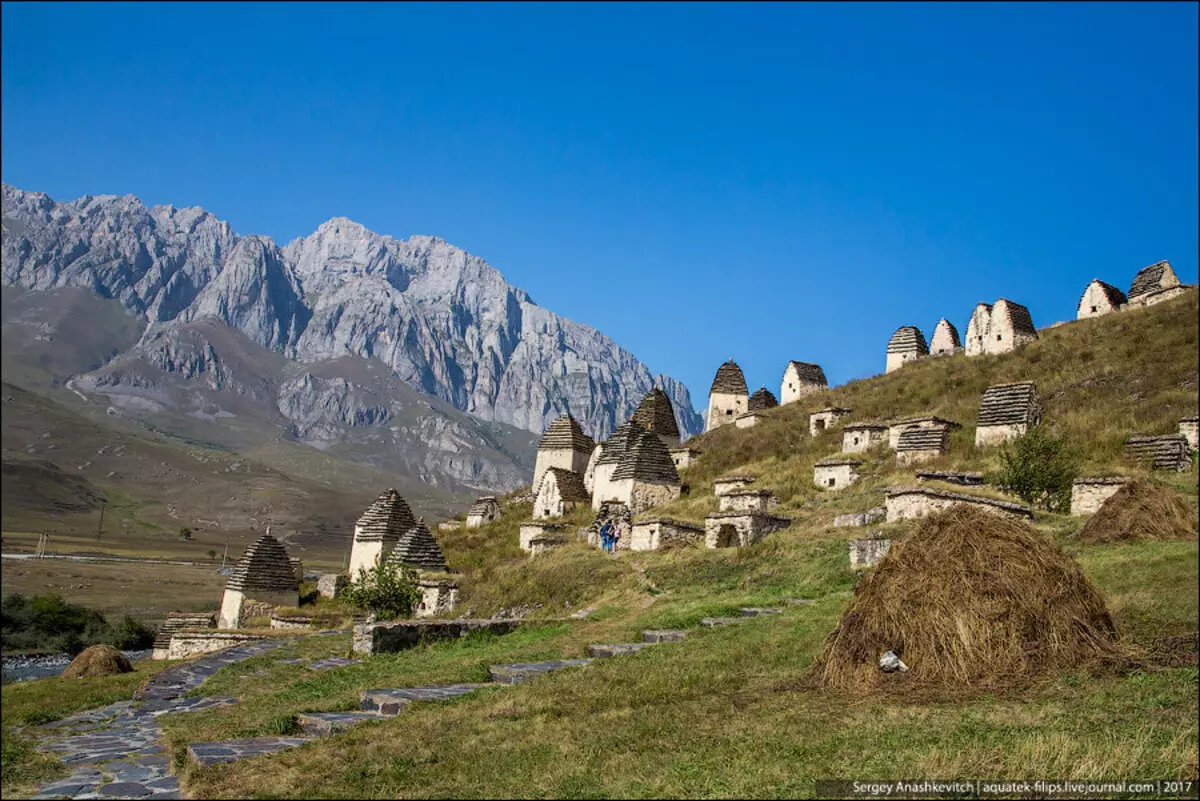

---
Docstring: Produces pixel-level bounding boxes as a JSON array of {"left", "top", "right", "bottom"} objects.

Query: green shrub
[
  {"left": 341, "top": 560, "right": 421, "bottom": 621},
  {"left": 994, "top": 425, "right": 1078, "bottom": 512},
  {"left": 1, "top": 593, "right": 155, "bottom": 655}
]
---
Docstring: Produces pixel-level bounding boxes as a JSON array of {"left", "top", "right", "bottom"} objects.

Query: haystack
[
  {"left": 61, "top": 644, "right": 133, "bottom": 679},
  {"left": 1076, "top": 480, "right": 1198, "bottom": 544},
  {"left": 809, "top": 506, "right": 1124, "bottom": 694}
]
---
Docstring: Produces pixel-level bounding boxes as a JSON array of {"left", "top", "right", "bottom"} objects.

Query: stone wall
[
  {"left": 630, "top": 518, "right": 705, "bottom": 551},
  {"left": 974, "top": 422, "right": 1028, "bottom": 447},
  {"left": 1070, "top": 477, "right": 1131, "bottom": 516},
  {"left": 669, "top": 448, "right": 700, "bottom": 470},
  {"left": 415, "top": 578, "right": 460, "bottom": 618},
  {"left": 814, "top": 463, "right": 859, "bottom": 490},
  {"left": 1180, "top": 418, "right": 1199, "bottom": 451},
  {"left": 533, "top": 475, "right": 586, "bottom": 520},
  {"left": 713, "top": 476, "right": 755, "bottom": 496},
  {"left": 354, "top": 619, "right": 523, "bottom": 656},
  {"left": 842, "top": 427, "right": 887, "bottom": 453},
  {"left": 608, "top": 478, "right": 681, "bottom": 515},
  {"left": 849, "top": 538, "right": 891, "bottom": 569},
  {"left": 706, "top": 390, "right": 748, "bottom": 432},
  {"left": 317, "top": 573, "right": 348, "bottom": 599},
  {"left": 833, "top": 508, "right": 886, "bottom": 528},
  {"left": 885, "top": 351, "right": 921, "bottom": 373},
  {"left": 527, "top": 535, "right": 566, "bottom": 556},
  {"left": 809, "top": 409, "right": 851, "bottom": 437},
  {"left": 704, "top": 511, "right": 791, "bottom": 548},
  {"left": 520, "top": 522, "right": 569, "bottom": 552},
  {"left": 532, "top": 447, "right": 591, "bottom": 495},
  {"left": 347, "top": 538, "right": 386, "bottom": 582},
  {"left": 166, "top": 631, "right": 265, "bottom": 660},
  {"left": 590, "top": 461, "right": 622, "bottom": 510},
  {"left": 270, "top": 614, "right": 315, "bottom": 630},
  {"left": 734, "top": 412, "right": 762, "bottom": 429},
  {"left": 1128, "top": 285, "right": 1191, "bottom": 309},
  {"left": 1078, "top": 281, "right": 1123, "bottom": 319},
  {"left": 897, "top": 446, "right": 944, "bottom": 466},
  {"left": 718, "top": 490, "right": 774, "bottom": 513},
  {"left": 218, "top": 588, "right": 298, "bottom": 629},
  {"left": 885, "top": 487, "right": 1033, "bottom": 522}
]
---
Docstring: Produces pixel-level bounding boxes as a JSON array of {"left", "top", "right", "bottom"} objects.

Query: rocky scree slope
[{"left": 1, "top": 184, "right": 702, "bottom": 442}]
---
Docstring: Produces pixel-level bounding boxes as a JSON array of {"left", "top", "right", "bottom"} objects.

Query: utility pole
[
  {"left": 221, "top": 537, "right": 229, "bottom": 568},
  {"left": 96, "top": 501, "right": 106, "bottom": 541}
]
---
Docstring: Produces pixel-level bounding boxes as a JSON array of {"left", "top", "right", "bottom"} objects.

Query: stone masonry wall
[{"left": 1070, "top": 478, "right": 1131, "bottom": 516}]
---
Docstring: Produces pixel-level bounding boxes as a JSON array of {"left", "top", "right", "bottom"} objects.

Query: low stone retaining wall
[
  {"left": 833, "top": 507, "right": 885, "bottom": 528},
  {"left": 849, "top": 537, "right": 891, "bottom": 569},
  {"left": 269, "top": 614, "right": 315, "bottom": 630},
  {"left": 1070, "top": 476, "right": 1132, "bottom": 516},
  {"left": 166, "top": 631, "right": 267, "bottom": 660},
  {"left": 353, "top": 618, "right": 524, "bottom": 655}
]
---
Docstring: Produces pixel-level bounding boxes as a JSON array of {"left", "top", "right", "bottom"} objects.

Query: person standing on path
[{"left": 599, "top": 519, "right": 614, "bottom": 552}]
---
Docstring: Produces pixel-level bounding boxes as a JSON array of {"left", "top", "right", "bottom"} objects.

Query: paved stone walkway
[{"left": 31, "top": 640, "right": 286, "bottom": 800}]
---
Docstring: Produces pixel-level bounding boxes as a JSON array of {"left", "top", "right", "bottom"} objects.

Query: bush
[
  {"left": 341, "top": 560, "right": 421, "bottom": 620},
  {"left": 1, "top": 593, "right": 156, "bottom": 656},
  {"left": 994, "top": 425, "right": 1078, "bottom": 512}
]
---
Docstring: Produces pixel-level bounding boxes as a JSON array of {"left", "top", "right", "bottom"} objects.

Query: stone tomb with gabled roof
[
  {"left": 349, "top": 489, "right": 417, "bottom": 578},
  {"left": 533, "top": 467, "right": 591, "bottom": 519},
  {"left": 705, "top": 511, "right": 792, "bottom": 548},
  {"left": 669, "top": 445, "right": 701, "bottom": 470},
  {"left": 930, "top": 318, "right": 962, "bottom": 356},
  {"left": 1124, "top": 434, "right": 1193, "bottom": 472},
  {"left": 1127, "top": 260, "right": 1189, "bottom": 309},
  {"left": 781, "top": 361, "right": 827, "bottom": 405},
  {"left": 975, "top": 381, "right": 1042, "bottom": 446},
  {"left": 632, "top": 387, "right": 681, "bottom": 449},
  {"left": 219, "top": 532, "right": 300, "bottom": 629},
  {"left": 810, "top": 407, "right": 852, "bottom": 437},
  {"left": 965, "top": 299, "right": 1038, "bottom": 356},
  {"left": 713, "top": 474, "right": 755, "bottom": 496},
  {"left": 465, "top": 496, "right": 501, "bottom": 528},
  {"left": 533, "top": 414, "right": 595, "bottom": 493},
  {"left": 814, "top": 458, "right": 864, "bottom": 490},
  {"left": 706, "top": 359, "right": 749, "bottom": 432},
  {"left": 607, "top": 427, "right": 682, "bottom": 514},
  {"left": 896, "top": 425, "right": 951, "bottom": 465},
  {"left": 842, "top": 421, "right": 889, "bottom": 454},
  {"left": 886, "top": 326, "right": 928, "bottom": 373},
  {"left": 630, "top": 517, "right": 705, "bottom": 551},
  {"left": 1077, "top": 279, "right": 1127, "bottom": 320},
  {"left": 888, "top": 416, "right": 961, "bottom": 450}
]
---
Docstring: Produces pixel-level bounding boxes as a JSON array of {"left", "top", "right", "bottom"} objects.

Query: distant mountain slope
[{"left": 1, "top": 184, "right": 703, "bottom": 440}]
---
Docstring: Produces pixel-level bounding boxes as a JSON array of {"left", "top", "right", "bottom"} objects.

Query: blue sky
[{"left": 3, "top": 2, "right": 1197, "bottom": 413}]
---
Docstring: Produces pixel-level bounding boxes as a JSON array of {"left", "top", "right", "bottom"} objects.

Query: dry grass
[
  {"left": 809, "top": 506, "right": 1127, "bottom": 694},
  {"left": 1077, "top": 480, "right": 1199, "bottom": 544},
  {"left": 61, "top": 643, "right": 133, "bottom": 679}
]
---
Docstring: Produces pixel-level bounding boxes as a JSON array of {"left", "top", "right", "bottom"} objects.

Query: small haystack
[
  {"left": 1076, "top": 481, "right": 1198, "bottom": 544},
  {"left": 62, "top": 644, "right": 133, "bottom": 679},
  {"left": 810, "top": 506, "right": 1124, "bottom": 693}
]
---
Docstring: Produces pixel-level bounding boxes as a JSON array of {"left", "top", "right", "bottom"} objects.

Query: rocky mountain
[{"left": 1, "top": 184, "right": 703, "bottom": 443}]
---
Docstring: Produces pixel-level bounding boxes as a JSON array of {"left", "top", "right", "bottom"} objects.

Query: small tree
[
  {"left": 995, "top": 425, "right": 1078, "bottom": 513},
  {"left": 341, "top": 559, "right": 421, "bottom": 620},
  {"left": 207, "top": 549, "right": 217, "bottom": 562},
  {"left": 179, "top": 527, "right": 193, "bottom": 541}
]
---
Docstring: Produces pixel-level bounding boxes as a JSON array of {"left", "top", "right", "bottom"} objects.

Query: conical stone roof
[
  {"left": 748, "top": 387, "right": 779, "bottom": 411},
  {"left": 387, "top": 522, "right": 448, "bottom": 573},
  {"left": 225, "top": 533, "right": 299, "bottom": 594},
  {"left": 538, "top": 414, "right": 595, "bottom": 453},
  {"left": 596, "top": 420, "right": 639, "bottom": 466},
  {"left": 612, "top": 427, "right": 680, "bottom": 484},
  {"left": 355, "top": 489, "right": 417, "bottom": 543},
  {"left": 632, "top": 388, "right": 680, "bottom": 441},
  {"left": 710, "top": 360, "right": 748, "bottom": 395},
  {"left": 887, "top": 326, "right": 929, "bottom": 355}
]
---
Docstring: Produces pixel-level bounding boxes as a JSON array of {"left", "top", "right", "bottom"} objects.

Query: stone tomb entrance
[
  {"left": 630, "top": 517, "right": 705, "bottom": 551},
  {"left": 704, "top": 511, "right": 791, "bottom": 548}
]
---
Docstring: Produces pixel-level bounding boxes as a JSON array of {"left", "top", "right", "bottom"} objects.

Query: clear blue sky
[{"left": 3, "top": 2, "right": 1197, "bottom": 412}]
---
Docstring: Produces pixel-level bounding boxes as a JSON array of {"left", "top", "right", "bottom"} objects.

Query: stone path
[
  {"left": 31, "top": 640, "right": 286, "bottom": 800},
  {"left": 488, "top": 659, "right": 594, "bottom": 685},
  {"left": 186, "top": 738, "right": 311, "bottom": 767}
]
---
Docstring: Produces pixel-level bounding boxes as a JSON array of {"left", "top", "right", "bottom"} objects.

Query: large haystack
[
  {"left": 810, "top": 506, "right": 1124, "bottom": 694},
  {"left": 61, "top": 644, "right": 133, "bottom": 679},
  {"left": 1076, "top": 481, "right": 1198, "bottom": 544}
]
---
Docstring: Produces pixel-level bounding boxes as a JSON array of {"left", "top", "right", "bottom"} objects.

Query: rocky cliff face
[{"left": 2, "top": 184, "right": 701, "bottom": 439}]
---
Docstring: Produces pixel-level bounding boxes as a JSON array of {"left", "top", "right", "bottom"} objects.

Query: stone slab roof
[
  {"left": 890, "top": 415, "right": 962, "bottom": 429},
  {"left": 520, "top": 521, "right": 570, "bottom": 532},
  {"left": 612, "top": 428, "right": 680, "bottom": 484},
  {"left": 1181, "top": 416, "right": 1199, "bottom": 424},
  {"left": 387, "top": 523, "right": 448, "bottom": 573},
  {"left": 543, "top": 467, "right": 591, "bottom": 502},
  {"left": 538, "top": 414, "right": 595, "bottom": 453},
  {"left": 1124, "top": 434, "right": 1192, "bottom": 471},
  {"left": 1080, "top": 279, "right": 1128, "bottom": 309},
  {"left": 993, "top": 299, "right": 1037, "bottom": 337},
  {"left": 916, "top": 470, "right": 984, "bottom": 485},
  {"left": 977, "top": 381, "right": 1041, "bottom": 427},
  {"left": 709, "top": 360, "right": 749, "bottom": 395},
  {"left": 815, "top": 458, "right": 864, "bottom": 467},
  {"left": 844, "top": 421, "right": 889, "bottom": 432},
  {"left": 355, "top": 489, "right": 417, "bottom": 544},
  {"left": 887, "top": 326, "right": 929, "bottom": 355},
  {"left": 1129, "top": 261, "right": 1175, "bottom": 299},
  {"left": 226, "top": 533, "right": 299, "bottom": 594},
  {"left": 885, "top": 486, "right": 1033, "bottom": 518},
  {"left": 748, "top": 387, "right": 779, "bottom": 411},
  {"left": 153, "top": 612, "right": 216, "bottom": 649},
  {"left": 705, "top": 510, "right": 792, "bottom": 523},
  {"left": 1071, "top": 476, "right": 1132, "bottom": 486},
  {"left": 634, "top": 517, "right": 705, "bottom": 532},
  {"left": 812, "top": 406, "right": 853, "bottom": 415},
  {"left": 467, "top": 497, "right": 500, "bottom": 517},
  {"left": 714, "top": 474, "right": 756, "bottom": 483},
  {"left": 669, "top": 446, "right": 702, "bottom": 454},
  {"left": 632, "top": 387, "right": 681, "bottom": 441},
  {"left": 723, "top": 489, "right": 774, "bottom": 498},
  {"left": 596, "top": 420, "right": 639, "bottom": 466},
  {"left": 785, "top": 361, "right": 828, "bottom": 385},
  {"left": 896, "top": 426, "right": 950, "bottom": 452}
]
